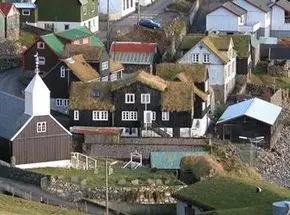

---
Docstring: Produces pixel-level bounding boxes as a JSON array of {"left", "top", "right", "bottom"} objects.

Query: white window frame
[
  {"left": 83, "top": 5, "right": 87, "bottom": 15},
  {"left": 110, "top": 73, "right": 117, "bottom": 82},
  {"left": 74, "top": 110, "right": 79, "bottom": 121},
  {"left": 125, "top": 93, "right": 135, "bottom": 104},
  {"left": 38, "top": 56, "right": 45, "bottom": 65},
  {"left": 92, "top": 111, "right": 108, "bottom": 121},
  {"left": 60, "top": 66, "right": 66, "bottom": 78},
  {"left": 191, "top": 53, "right": 199, "bottom": 63},
  {"left": 36, "top": 122, "right": 46, "bottom": 133},
  {"left": 203, "top": 54, "right": 209, "bottom": 63},
  {"left": 56, "top": 99, "right": 63, "bottom": 107},
  {"left": 162, "top": 112, "right": 170, "bottom": 121},
  {"left": 152, "top": 111, "right": 156, "bottom": 121},
  {"left": 141, "top": 93, "right": 150, "bottom": 104},
  {"left": 37, "top": 42, "right": 45, "bottom": 49},
  {"left": 102, "top": 61, "right": 109, "bottom": 71},
  {"left": 122, "top": 111, "right": 138, "bottom": 121},
  {"left": 22, "top": 9, "right": 30, "bottom": 16}
]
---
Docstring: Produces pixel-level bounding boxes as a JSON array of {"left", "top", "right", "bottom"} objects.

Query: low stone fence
[
  {"left": 0, "top": 55, "right": 21, "bottom": 71},
  {"left": 0, "top": 165, "right": 49, "bottom": 188},
  {"left": 21, "top": 23, "right": 52, "bottom": 36},
  {"left": 85, "top": 137, "right": 207, "bottom": 160}
]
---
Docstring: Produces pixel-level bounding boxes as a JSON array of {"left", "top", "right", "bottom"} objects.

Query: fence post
[{"left": 86, "top": 156, "right": 89, "bottom": 170}]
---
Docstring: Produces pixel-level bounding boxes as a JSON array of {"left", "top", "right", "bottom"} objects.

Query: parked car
[{"left": 137, "top": 18, "right": 161, "bottom": 29}]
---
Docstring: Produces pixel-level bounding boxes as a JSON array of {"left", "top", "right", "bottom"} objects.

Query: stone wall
[
  {"left": 85, "top": 138, "right": 207, "bottom": 159},
  {"left": 211, "top": 84, "right": 225, "bottom": 104},
  {"left": 21, "top": 23, "right": 52, "bottom": 36},
  {"left": 0, "top": 165, "right": 49, "bottom": 187},
  {"left": 0, "top": 56, "right": 21, "bottom": 71}
]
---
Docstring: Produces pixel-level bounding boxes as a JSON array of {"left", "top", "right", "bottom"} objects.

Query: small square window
[
  {"left": 102, "top": 61, "right": 109, "bottom": 71},
  {"left": 191, "top": 53, "right": 199, "bottom": 63},
  {"left": 36, "top": 122, "right": 46, "bottom": 133},
  {"left": 162, "top": 112, "right": 170, "bottom": 121},
  {"left": 22, "top": 9, "right": 30, "bottom": 16},
  {"left": 141, "top": 94, "right": 150, "bottom": 104},
  {"left": 64, "top": 24, "right": 70, "bottom": 30},
  {"left": 74, "top": 110, "right": 79, "bottom": 120},
  {"left": 152, "top": 111, "right": 156, "bottom": 121},
  {"left": 203, "top": 54, "right": 210, "bottom": 63},
  {"left": 60, "top": 66, "right": 66, "bottom": 78},
  {"left": 38, "top": 56, "right": 45, "bottom": 65},
  {"left": 37, "top": 42, "right": 45, "bottom": 49},
  {"left": 125, "top": 93, "right": 135, "bottom": 104},
  {"left": 92, "top": 111, "right": 108, "bottom": 121}
]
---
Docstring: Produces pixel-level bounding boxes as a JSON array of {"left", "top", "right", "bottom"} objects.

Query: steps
[{"left": 146, "top": 122, "right": 171, "bottom": 138}]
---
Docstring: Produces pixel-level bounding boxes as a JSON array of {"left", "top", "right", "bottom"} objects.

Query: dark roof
[
  {"left": 0, "top": 91, "right": 30, "bottom": 140},
  {"left": 269, "top": 47, "right": 290, "bottom": 60},
  {"left": 273, "top": 0, "right": 290, "bottom": 12},
  {"left": 221, "top": 1, "right": 247, "bottom": 16},
  {"left": 246, "top": 0, "right": 271, "bottom": 12},
  {"left": 0, "top": 3, "right": 14, "bottom": 16},
  {"left": 62, "top": 44, "right": 105, "bottom": 62}
]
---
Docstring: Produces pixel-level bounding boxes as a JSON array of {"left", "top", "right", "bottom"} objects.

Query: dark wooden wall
[
  {"left": 236, "top": 58, "right": 250, "bottom": 75},
  {"left": 0, "top": 137, "right": 10, "bottom": 163},
  {"left": 70, "top": 110, "right": 113, "bottom": 127}
]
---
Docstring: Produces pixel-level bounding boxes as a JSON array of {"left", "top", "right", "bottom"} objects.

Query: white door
[{"left": 144, "top": 111, "right": 152, "bottom": 124}]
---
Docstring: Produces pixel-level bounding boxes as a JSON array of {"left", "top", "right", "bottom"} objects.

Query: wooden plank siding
[
  {"left": 18, "top": 8, "right": 38, "bottom": 24},
  {"left": 12, "top": 115, "right": 71, "bottom": 164}
]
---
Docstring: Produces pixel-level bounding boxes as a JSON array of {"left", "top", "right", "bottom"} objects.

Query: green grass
[
  {"left": 17, "top": 30, "right": 37, "bottom": 47},
  {"left": 32, "top": 161, "right": 180, "bottom": 188},
  {"left": 0, "top": 194, "right": 82, "bottom": 215},
  {"left": 175, "top": 176, "right": 290, "bottom": 215},
  {"left": 167, "top": 0, "right": 195, "bottom": 13}
]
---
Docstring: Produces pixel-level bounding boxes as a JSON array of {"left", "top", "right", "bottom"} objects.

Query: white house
[
  {"left": 139, "top": 0, "right": 156, "bottom": 7},
  {"left": 233, "top": 0, "right": 271, "bottom": 37},
  {"left": 270, "top": 0, "right": 290, "bottom": 38},
  {"left": 100, "top": 0, "right": 136, "bottom": 21},
  {"left": 179, "top": 33, "right": 237, "bottom": 104}
]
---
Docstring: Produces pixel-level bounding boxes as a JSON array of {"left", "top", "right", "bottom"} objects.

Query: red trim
[{"left": 0, "top": 3, "right": 14, "bottom": 16}]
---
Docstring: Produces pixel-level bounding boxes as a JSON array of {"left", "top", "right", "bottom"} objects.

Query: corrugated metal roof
[
  {"left": 217, "top": 98, "right": 282, "bottom": 125},
  {"left": 111, "top": 52, "right": 154, "bottom": 65},
  {"left": 222, "top": 1, "right": 247, "bottom": 16},
  {"left": 150, "top": 151, "right": 209, "bottom": 170},
  {"left": 13, "top": 3, "right": 36, "bottom": 9},
  {"left": 0, "top": 91, "right": 30, "bottom": 140}
]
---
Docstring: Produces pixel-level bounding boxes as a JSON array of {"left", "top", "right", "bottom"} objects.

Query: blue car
[{"left": 138, "top": 18, "right": 161, "bottom": 29}]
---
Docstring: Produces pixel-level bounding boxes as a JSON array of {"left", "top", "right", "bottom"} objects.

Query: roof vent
[{"left": 92, "top": 89, "right": 100, "bottom": 98}]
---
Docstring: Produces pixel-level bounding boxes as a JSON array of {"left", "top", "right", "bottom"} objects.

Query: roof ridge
[{"left": 244, "top": 97, "right": 258, "bottom": 115}]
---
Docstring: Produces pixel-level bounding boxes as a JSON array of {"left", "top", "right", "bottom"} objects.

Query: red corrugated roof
[
  {"left": 110, "top": 42, "right": 157, "bottom": 53},
  {"left": 70, "top": 126, "right": 122, "bottom": 135},
  {"left": 0, "top": 3, "right": 13, "bottom": 16},
  {"left": 278, "top": 38, "right": 290, "bottom": 46}
]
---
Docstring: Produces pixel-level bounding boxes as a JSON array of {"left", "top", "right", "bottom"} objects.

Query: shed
[{"left": 216, "top": 98, "right": 282, "bottom": 147}]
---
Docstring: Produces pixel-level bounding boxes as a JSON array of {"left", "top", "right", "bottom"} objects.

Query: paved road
[{"left": 0, "top": 67, "right": 24, "bottom": 98}]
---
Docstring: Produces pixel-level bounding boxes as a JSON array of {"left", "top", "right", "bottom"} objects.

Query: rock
[
  {"left": 118, "top": 179, "right": 127, "bottom": 186},
  {"left": 146, "top": 179, "right": 154, "bottom": 185},
  {"left": 70, "top": 176, "right": 79, "bottom": 183},
  {"left": 155, "top": 179, "right": 163, "bottom": 186},
  {"left": 164, "top": 179, "right": 171, "bottom": 185},
  {"left": 131, "top": 179, "right": 139, "bottom": 186},
  {"left": 80, "top": 179, "right": 88, "bottom": 187},
  {"left": 57, "top": 175, "right": 64, "bottom": 180}
]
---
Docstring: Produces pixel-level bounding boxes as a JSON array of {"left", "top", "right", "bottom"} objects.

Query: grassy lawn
[
  {"left": 17, "top": 30, "right": 37, "bottom": 48},
  {"left": 0, "top": 194, "right": 82, "bottom": 215},
  {"left": 167, "top": 0, "right": 195, "bottom": 13},
  {"left": 175, "top": 176, "right": 290, "bottom": 215},
  {"left": 32, "top": 161, "right": 180, "bottom": 188}
]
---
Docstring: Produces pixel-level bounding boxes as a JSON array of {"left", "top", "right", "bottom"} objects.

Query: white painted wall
[
  {"left": 271, "top": 6, "right": 290, "bottom": 31},
  {"left": 16, "top": 160, "right": 71, "bottom": 169},
  {"left": 99, "top": 0, "right": 136, "bottom": 18},
  {"left": 37, "top": 16, "right": 99, "bottom": 33},
  {"left": 139, "top": 0, "right": 155, "bottom": 6},
  {"left": 206, "top": 8, "right": 239, "bottom": 32},
  {"left": 191, "top": 113, "right": 210, "bottom": 137}
]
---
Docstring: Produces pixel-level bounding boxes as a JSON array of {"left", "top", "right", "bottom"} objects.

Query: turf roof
[
  {"left": 56, "top": 26, "right": 93, "bottom": 41},
  {"left": 41, "top": 33, "right": 65, "bottom": 56},
  {"left": 174, "top": 176, "right": 290, "bottom": 212},
  {"left": 110, "top": 60, "right": 124, "bottom": 72},
  {"left": 230, "top": 35, "right": 250, "bottom": 58},
  {"left": 180, "top": 33, "right": 205, "bottom": 51}
]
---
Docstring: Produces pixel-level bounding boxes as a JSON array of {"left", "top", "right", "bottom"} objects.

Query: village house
[
  {"left": 35, "top": 0, "right": 99, "bottom": 32},
  {"left": 13, "top": 2, "right": 37, "bottom": 25},
  {"left": 270, "top": 0, "right": 290, "bottom": 38},
  {"left": 99, "top": 0, "right": 136, "bottom": 21},
  {"left": 0, "top": 2, "right": 19, "bottom": 40},
  {"left": 0, "top": 59, "right": 72, "bottom": 167},
  {"left": 216, "top": 97, "right": 282, "bottom": 148},
  {"left": 69, "top": 71, "right": 209, "bottom": 138},
  {"left": 22, "top": 26, "right": 104, "bottom": 73},
  {"left": 110, "top": 41, "right": 161, "bottom": 74},
  {"left": 178, "top": 33, "right": 237, "bottom": 104}
]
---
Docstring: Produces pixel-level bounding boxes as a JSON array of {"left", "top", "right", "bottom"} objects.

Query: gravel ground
[{"left": 255, "top": 103, "right": 290, "bottom": 188}]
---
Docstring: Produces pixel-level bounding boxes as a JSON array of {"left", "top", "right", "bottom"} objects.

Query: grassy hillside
[{"left": 0, "top": 194, "right": 82, "bottom": 215}]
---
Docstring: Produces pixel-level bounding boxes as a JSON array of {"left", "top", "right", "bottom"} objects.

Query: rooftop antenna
[{"left": 34, "top": 52, "right": 40, "bottom": 74}]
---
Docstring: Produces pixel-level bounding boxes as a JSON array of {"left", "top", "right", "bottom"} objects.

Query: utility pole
[
  {"left": 105, "top": 159, "right": 109, "bottom": 215},
  {"left": 106, "top": 0, "right": 110, "bottom": 52},
  {"left": 138, "top": 0, "right": 141, "bottom": 23}
]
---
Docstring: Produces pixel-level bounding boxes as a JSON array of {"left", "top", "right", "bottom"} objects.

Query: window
[
  {"left": 64, "top": 24, "right": 70, "bottom": 30},
  {"left": 92, "top": 111, "right": 108, "bottom": 121},
  {"left": 22, "top": 9, "right": 30, "bottom": 16},
  {"left": 37, "top": 42, "right": 45, "bottom": 49},
  {"left": 131, "top": 0, "right": 133, "bottom": 7},
  {"left": 102, "top": 61, "right": 109, "bottom": 71},
  {"left": 127, "top": 0, "right": 129, "bottom": 8},
  {"left": 123, "top": 0, "right": 126, "bottom": 10},
  {"left": 125, "top": 93, "right": 135, "bottom": 104},
  {"left": 56, "top": 99, "right": 69, "bottom": 107},
  {"left": 191, "top": 53, "right": 199, "bottom": 63},
  {"left": 36, "top": 122, "right": 46, "bottom": 133},
  {"left": 38, "top": 56, "right": 45, "bottom": 65},
  {"left": 82, "top": 37, "right": 89, "bottom": 44},
  {"left": 203, "top": 54, "right": 209, "bottom": 63},
  {"left": 83, "top": 6, "right": 87, "bottom": 15},
  {"left": 73, "top": 40, "right": 80, "bottom": 45},
  {"left": 74, "top": 110, "right": 79, "bottom": 120},
  {"left": 162, "top": 112, "right": 170, "bottom": 121},
  {"left": 110, "top": 73, "right": 117, "bottom": 82},
  {"left": 122, "top": 111, "right": 138, "bottom": 121},
  {"left": 285, "top": 11, "right": 290, "bottom": 23},
  {"left": 60, "top": 66, "right": 66, "bottom": 78},
  {"left": 152, "top": 111, "right": 156, "bottom": 121},
  {"left": 101, "top": 76, "right": 108, "bottom": 82},
  {"left": 141, "top": 94, "right": 150, "bottom": 104},
  {"left": 92, "top": 2, "right": 95, "bottom": 12}
]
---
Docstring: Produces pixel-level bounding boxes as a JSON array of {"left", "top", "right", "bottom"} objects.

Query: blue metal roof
[
  {"left": 217, "top": 98, "right": 282, "bottom": 125},
  {"left": 150, "top": 151, "right": 208, "bottom": 170}
]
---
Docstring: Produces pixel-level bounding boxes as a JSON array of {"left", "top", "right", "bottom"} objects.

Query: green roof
[
  {"left": 56, "top": 26, "right": 94, "bottom": 41},
  {"left": 231, "top": 35, "right": 250, "bottom": 58},
  {"left": 180, "top": 33, "right": 205, "bottom": 51},
  {"left": 174, "top": 177, "right": 290, "bottom": 214},
  {"left": 151, "top": 151, "right": 208, "bottom": 169},
  {"left": 91, "top": 34, "right": 104, "bottom": 47},
  {"left": 41, "top": 33, "right": 65, "bottom": 56}
]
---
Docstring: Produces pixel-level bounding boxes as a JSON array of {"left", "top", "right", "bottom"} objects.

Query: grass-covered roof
[
  {"left": 230, "top": 34, "right": 251, "bottom": 58},
  {"left": 174, "top": 176, "right": 290, "bottom": 214},
  {"left": 179, "top": 33, "right": 205, "bottom": 51},
  {"left": 110, "top": 60, "right": 124, "bottom": 73}
]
